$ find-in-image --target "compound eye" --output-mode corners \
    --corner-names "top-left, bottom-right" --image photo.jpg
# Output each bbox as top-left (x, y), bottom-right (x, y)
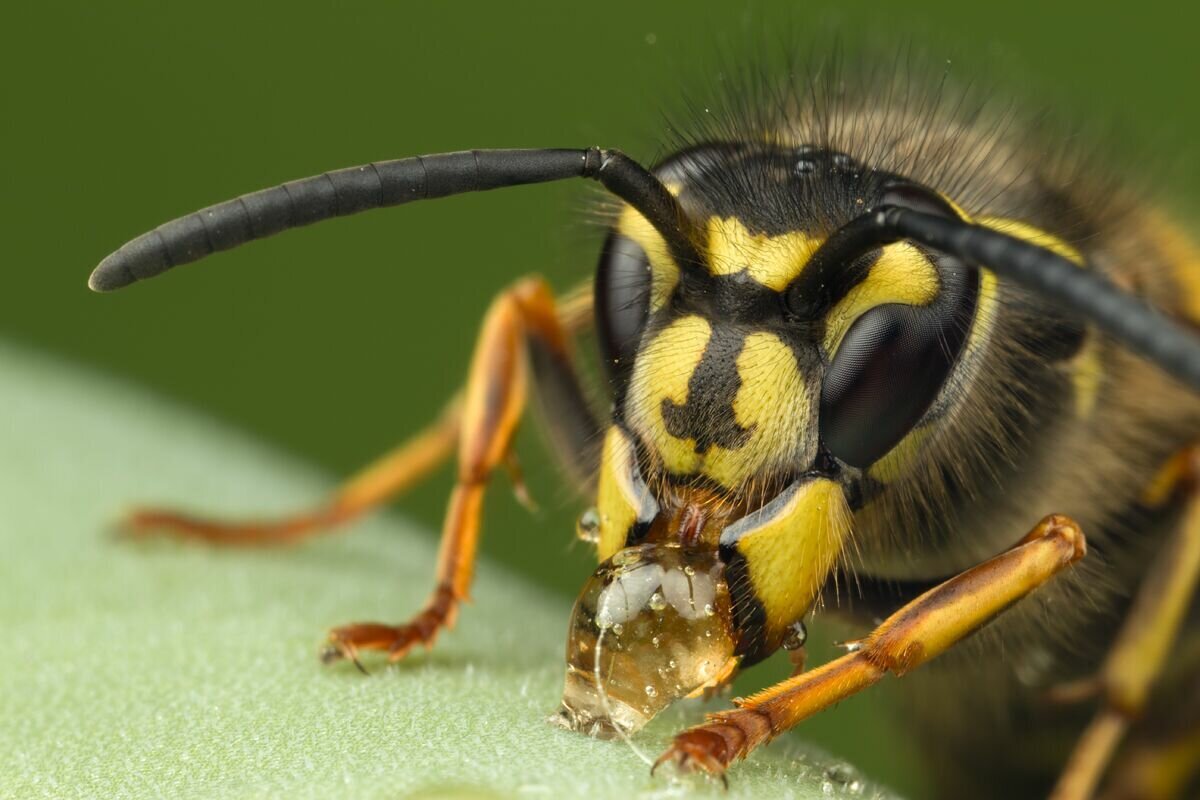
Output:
top-left (819, 302), bottom-right (958, 468)
top-left (818, 181), bottom-right (975, 469)
top-left (594, 142), bottom-right (742, 386)
top-left (594, 231), bottom-right (652, 385)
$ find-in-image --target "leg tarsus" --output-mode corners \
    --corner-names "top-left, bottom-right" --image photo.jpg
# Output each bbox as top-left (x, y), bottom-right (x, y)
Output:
top-left (121, 506), bottom-right (347, 546)
top-left (322, 584), bottom-right (459, 668)
top-left (118, 397), bottom-right (462, 546)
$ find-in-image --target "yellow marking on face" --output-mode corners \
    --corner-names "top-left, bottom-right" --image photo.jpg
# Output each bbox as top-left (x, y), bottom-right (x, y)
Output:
top-left (734, 479), bottom-right (851, 638)
top-left (625, 319), bottom-right (811, 490)
top-left (705, 217), bottom-right (823, 291)
top-left (964, 216), bottom-right (1081, 358)
top-left (967, 268), bottom-right (999, 353)
top-left (701, 332), bottom-right (809, 488)
top-left (822, 242), bottom-right (940, 354)
top-left (978, 216), bottom-right (1084, 266)
top-left (616, 184), bottom-right (682, 312)
top-left (595, 426), bottom-right (641, 561)
top-left (625, 315), bottom-right (712, 478)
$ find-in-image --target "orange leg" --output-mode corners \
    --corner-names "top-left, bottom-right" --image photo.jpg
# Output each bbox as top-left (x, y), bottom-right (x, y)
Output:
top-left (1050, 448), bottom-right (1200, 800)
top-left (123, 398), bottom-right (462, 545)
top-left (654, 515), bottom-right (1087, 782)
top-left (120, 281), bottom-right (595, 546)
top-left (319, 278), bottom-right (588, 665)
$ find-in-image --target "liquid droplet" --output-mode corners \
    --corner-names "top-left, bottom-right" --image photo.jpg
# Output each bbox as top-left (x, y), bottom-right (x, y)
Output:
top-left (575, 508), bottom-right (601, 544)
top-left (823, 763), bottom-right (862, 791)
top-left (782, 620), bottom-right (808, 651)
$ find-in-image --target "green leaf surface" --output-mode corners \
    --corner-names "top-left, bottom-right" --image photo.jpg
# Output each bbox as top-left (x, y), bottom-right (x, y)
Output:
top-left (0, 343), bottom-right (901, 800)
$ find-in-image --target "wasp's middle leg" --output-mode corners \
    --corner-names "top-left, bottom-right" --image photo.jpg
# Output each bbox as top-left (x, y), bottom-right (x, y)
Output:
top-left (321, 277), bottom-right (601, 665)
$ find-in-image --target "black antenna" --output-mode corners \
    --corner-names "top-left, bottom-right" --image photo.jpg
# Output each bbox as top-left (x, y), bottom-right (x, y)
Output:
top-left (89, 148), bottom-right (697, 292)
top-left (805, 206), bottom-right (1200, 391)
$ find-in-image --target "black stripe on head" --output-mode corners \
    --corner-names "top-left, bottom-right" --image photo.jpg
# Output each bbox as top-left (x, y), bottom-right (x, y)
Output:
top-left (661, 325), bottom-right (754, 454)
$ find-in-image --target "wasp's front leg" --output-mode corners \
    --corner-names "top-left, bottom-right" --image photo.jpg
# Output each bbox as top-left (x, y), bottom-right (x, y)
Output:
top-left (322, 277), bottom-right (600, 666)
top-left (654, 514), bottom-right (1087, 781)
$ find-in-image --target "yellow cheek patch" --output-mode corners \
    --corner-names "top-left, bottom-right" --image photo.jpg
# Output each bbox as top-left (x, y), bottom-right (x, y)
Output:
top-left (594, 425), bottom-right (659, 561)
top-left (724, 479), bottom-right (851, 638)
top-left (617, 185), bottom-right (682, 312)
top-left (625, 315), bottom-right (712, 477)
top-left (705, 217), bottom-right (823, 291)
top-left (822, 242), bottom-right (940, 354)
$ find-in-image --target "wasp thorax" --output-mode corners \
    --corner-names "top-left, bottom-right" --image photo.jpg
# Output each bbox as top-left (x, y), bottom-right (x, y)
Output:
top-left (550, 543), bottom-right (736, 739)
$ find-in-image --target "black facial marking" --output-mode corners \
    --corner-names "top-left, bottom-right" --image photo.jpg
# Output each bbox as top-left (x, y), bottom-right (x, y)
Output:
top-left (670, 145), bottom-right (881, 238)
top-left (719, 545), bottom-right (772, 666)
top-left (661, 326), bottom-right (754, 454)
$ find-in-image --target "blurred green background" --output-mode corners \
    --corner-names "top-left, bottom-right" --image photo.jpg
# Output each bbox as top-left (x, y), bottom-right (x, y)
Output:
top-left (2, 1), bottom-right (1197, 796)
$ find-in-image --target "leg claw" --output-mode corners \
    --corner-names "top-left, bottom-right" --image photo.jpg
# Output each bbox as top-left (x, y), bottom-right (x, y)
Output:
top-left (653, 728), bottom-right (734, 788)
top-left (321, 589), bottom-right (458, 671)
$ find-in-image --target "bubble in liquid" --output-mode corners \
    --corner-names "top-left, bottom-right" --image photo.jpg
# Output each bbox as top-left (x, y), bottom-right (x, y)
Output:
top-left (648, 592), bottom-right (666, 612)
top-left (644, 685), bottom-right (658, 698)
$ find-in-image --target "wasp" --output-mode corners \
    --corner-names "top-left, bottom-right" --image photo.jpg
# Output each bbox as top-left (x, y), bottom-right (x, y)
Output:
top-left (89, 57), bottom-right (1200, 799)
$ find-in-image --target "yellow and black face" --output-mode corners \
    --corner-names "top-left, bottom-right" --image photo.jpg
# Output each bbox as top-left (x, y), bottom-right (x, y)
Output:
top-left (587, 144), bottom-right (984, 666)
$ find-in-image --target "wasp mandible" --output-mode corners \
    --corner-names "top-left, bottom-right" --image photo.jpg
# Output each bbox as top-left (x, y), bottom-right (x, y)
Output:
top-left (90, 62), bottom-right (1200, 800)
